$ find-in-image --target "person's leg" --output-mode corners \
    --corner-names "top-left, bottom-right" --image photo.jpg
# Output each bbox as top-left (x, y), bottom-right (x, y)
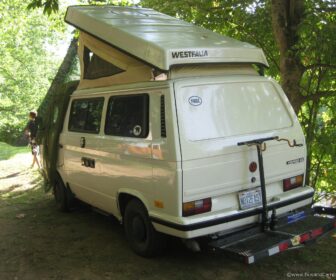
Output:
top-left (34, 153), bottom-right (41, 169)
top-left (31, 154), bottom-right (36, 168)
top-left (31, 144), bottom-right (40, 168)
top-left (31, 145), bottom-right (35, 168)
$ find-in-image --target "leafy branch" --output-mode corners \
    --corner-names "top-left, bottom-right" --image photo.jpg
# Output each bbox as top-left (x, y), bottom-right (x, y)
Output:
top-left (304, 64), bottom-right (336, 71)
top-left (27, 0), bottom-right (59, 15)
top-left (305, 90), bottom-right (336, 101)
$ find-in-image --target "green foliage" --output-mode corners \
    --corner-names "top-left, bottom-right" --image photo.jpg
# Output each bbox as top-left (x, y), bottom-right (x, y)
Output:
top-left (297, 0), bottom-right (336, 197)
top-left (0, 142), bottom-right (29, 160)
top-left (27, 0), bottom-right (134, 15)
top-left (0, 0), bottom-right (66, 144)
top-left (141, 0), bottom-right (336, 198)
top-left (141, 0), bottom-right (279, 77)
top-left (27, 0), bottom-right (59, 15)
top-left (2, 0), bottom-right (335, 198)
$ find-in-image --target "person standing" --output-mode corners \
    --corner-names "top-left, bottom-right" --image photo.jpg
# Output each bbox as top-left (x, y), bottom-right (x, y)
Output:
top-left (25, 111), bottom-right (41, 169)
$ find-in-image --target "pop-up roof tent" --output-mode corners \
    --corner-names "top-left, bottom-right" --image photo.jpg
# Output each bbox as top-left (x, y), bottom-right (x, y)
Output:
top-left (65, 5), bottom-right (269, 89)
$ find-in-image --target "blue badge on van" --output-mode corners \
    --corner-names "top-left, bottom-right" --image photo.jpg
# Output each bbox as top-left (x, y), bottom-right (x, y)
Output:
top-left (188, 96), bottom-right (202, 106)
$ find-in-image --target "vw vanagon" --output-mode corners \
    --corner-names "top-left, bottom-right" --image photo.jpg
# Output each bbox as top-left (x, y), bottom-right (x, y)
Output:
top-left (43, 6), bottom-right (335, 262)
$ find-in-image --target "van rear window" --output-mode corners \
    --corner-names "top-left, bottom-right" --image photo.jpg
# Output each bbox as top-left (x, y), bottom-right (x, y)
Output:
top-left (105, 94), bottom-right (149, 138)
top-left (68, 98), bottom-right (104, 133)
top-left (176, 81), bottom-right (293, 141)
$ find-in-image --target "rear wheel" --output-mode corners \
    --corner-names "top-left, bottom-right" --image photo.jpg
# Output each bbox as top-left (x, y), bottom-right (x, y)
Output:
top-left (53, 175), bottom-right (75, 212)
top-left (124, 199), bottom-right (167, 257)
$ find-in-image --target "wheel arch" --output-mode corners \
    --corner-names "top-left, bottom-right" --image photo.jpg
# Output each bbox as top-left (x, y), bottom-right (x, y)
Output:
top-left (118, 190), bottom-right (151, 218)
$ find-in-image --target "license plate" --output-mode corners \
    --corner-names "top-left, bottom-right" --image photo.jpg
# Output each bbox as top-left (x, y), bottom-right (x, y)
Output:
top-left (238, 187), bottom-right (262, 210)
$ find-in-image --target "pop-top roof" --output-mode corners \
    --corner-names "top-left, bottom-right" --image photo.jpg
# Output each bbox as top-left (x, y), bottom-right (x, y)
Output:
top-left (65, 5), bottom-right (269, 71)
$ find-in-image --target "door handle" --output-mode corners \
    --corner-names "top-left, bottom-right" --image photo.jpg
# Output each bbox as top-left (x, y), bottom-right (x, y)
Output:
top-left (80, 137), bottom-right (86, 148)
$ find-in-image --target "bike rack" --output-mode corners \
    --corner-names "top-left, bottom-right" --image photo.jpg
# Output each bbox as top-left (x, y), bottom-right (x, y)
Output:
top-left (237, 136), bottom-right (279, 230)
top-left (205, 137), bottom-right (336, 264)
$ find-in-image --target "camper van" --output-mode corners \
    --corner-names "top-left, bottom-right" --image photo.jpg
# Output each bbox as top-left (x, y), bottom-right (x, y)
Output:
top-left (46, 6), bottom-right (335, 263)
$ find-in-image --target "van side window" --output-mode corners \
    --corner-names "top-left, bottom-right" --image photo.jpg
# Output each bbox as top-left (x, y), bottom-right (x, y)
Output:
top-left (105, 94), bottom-right (149, 138)
top-left (68, 98), bottom-right (104, 133)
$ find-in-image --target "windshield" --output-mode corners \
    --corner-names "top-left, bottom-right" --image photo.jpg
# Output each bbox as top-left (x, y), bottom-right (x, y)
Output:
top-left (176, 81), bottom-right (293, 141)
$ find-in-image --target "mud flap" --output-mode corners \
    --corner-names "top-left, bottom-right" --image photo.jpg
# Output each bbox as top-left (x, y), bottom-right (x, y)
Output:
top-left (208, 207), bottom-right (336, 264)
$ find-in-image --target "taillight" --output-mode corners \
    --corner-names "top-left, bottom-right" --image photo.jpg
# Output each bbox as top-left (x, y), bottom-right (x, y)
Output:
top-left (283, 174), bottom-right (304, 192)
top-left (183, 198), bottom-right (212, 217)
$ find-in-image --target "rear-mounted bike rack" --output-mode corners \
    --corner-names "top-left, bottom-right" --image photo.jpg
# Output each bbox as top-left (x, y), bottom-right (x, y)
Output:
top-left (208, 206), bottom-right (336, 264)
top-left (206, 137), bottom-right (336, 264)
top-left (237, 136), bottom-right (304, 231)
top-left (237, 136), bottom-right (279, 231)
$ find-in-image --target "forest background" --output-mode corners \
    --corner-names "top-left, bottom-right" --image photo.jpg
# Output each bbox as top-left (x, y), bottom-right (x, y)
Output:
top-left (0, 0), bottom-right (335, 200)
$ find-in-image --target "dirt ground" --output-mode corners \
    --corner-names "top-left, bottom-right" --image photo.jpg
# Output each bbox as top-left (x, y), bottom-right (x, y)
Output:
top-left (1, 152), bottom-right (335, 280)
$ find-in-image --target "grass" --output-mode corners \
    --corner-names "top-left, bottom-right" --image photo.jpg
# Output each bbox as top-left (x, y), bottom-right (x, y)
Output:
top-left (0, 142), bottom-right (29, 160)
top-left (0, 144), bottom-right (335, 279)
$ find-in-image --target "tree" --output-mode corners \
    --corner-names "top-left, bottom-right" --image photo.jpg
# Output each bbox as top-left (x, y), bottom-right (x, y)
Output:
top-left (26, 0), bottom-right (133, 120)
top-left (140, 0), bottom-right (336, 197)
top-left (24, 0), bottom-right (336, 198)
top-left (0, 0), bottom-right (67, 143)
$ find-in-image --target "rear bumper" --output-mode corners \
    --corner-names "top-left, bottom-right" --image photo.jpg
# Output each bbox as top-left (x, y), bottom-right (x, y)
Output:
top-left (151, 190), bottom-right (314, 238)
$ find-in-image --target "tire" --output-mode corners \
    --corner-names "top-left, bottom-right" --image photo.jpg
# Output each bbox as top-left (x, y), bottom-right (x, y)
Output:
top-left (53, 175), bottom-right (74, 212)
top-left (124, 199), bottom-right (167, 257)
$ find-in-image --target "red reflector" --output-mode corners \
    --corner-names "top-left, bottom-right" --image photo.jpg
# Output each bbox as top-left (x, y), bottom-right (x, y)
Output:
top-left (279, 242), bottom-right (289, 252)
top-left (311, 228), bottom-right (323, 238)
top-left (300, 233), bottom-right (310, 243)
top-left (249, 162), bottom-right (257, 173)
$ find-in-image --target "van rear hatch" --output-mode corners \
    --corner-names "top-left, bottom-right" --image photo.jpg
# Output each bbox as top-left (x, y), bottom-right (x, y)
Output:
top-left (174, 76), bottom-right (312, 217)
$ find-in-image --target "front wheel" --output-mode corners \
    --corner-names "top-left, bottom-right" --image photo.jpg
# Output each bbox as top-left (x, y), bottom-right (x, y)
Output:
top-left (124, 199), bottom-right (167, 257)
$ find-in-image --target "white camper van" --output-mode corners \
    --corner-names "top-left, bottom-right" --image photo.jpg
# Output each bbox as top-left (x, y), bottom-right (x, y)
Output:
top-left (47, 6), bottom-right (335, 263)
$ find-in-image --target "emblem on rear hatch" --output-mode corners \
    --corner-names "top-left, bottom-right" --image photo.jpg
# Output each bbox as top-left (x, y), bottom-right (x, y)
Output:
top-left (286, 157), bottom-right (304, 165)
top-left (188, 96), bottom-right (202, 106)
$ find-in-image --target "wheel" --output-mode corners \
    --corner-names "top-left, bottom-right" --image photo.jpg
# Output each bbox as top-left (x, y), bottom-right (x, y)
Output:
top-left (53, 175), bottom-right (75, 212)
top-left (124, 199), bottom-right (167, 257)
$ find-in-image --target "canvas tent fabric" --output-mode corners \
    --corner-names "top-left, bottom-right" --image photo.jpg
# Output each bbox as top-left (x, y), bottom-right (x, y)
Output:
top-left (65, 5), bottom-right (269, 71)
top-left (78, 31), bottom-right (153, 89)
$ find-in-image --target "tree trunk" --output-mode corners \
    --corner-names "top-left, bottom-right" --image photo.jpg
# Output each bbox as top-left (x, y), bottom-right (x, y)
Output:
top-left (271, 0), bottom-right (305, 113)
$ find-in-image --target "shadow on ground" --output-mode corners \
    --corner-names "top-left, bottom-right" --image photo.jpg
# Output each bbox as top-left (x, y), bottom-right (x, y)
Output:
top-left (0, 153), bottom-right (335, 280)
top-left (0, 185), bottom-right (335, 280)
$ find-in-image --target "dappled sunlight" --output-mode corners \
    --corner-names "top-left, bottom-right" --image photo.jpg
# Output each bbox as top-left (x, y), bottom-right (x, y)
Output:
top-left (0, 152), bottom-right (44, 198)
